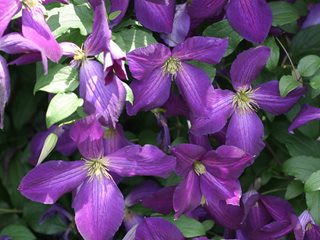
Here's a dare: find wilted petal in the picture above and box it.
[22,7,62,62]
[252,80,305,115]
[73,176,124,240]
[135,217,184,240]
[126,67,171,116]
[104,124,131,155]
[108,144,176,177]
[0,0,21,37]
[0,56,10,129]
[109,0,130,27]
[60,42,80,57]
[288,104,320,132]
[19,160,86,204]
[134,0,175,33]
[230,46,270,90]
[226,0,272,43]
[173,171,202,218]
[172,36,228,64]
[302,3,320,29]
[142,186,175,214]
[80,60,126,127]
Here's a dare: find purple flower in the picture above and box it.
[171,143,253,219]
[126,36,228,115]
[295,210,320,240]
[302,3,320,29]
[191,46,305,156]
[288,104,320,132]
[19,117,176,240]
[0,55,10,129]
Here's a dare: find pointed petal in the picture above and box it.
[175,63,212,113]
[288,104,320,132]
[230,46,270,91]
[142,186,175,214]
[0,56,10,129]
[260,196,294,221]
[80,60,126,127]
[202,145,253,179]
[0,33,41,54]
[108,144,176,177]
[172,36,228,64]
[0,0,21,37]
[226,110,265,156]
[190,88,234,135]
[109,0,130,27]
[302,3,320,29]
[73,177,124,240]
[60,42,80,57]
[171,144,207,176]
[22,7,62,62]
[252,80,305,115]
[134,0,175,33]
[173,171,202,218]
[103,124,131,155]
[19,160,86,204]
[226,0,272,43]
[127,43,170,80]
[126,68,171,116]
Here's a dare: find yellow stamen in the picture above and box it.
[232,87,259,113]
[84,158,111,181]
[162,57,181,75]
[193,161,206,175]
[73,48,86,61]
[200,195,207,206]
[21,0,42,8]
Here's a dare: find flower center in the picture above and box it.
[162,57,181,75]
[73,48,86,61]
[84,158,111,181]
[21,0,42,8]
[232,88,259,112]
[193,161,206,175]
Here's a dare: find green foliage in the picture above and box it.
[269,2,299,27]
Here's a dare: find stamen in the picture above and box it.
[193,161,206,175]
[73,48,86,61]
[200,195,207,206]
[232,87,259,113]
[84,158,111,181]
[21,0,42,8]
[162,57,181,75]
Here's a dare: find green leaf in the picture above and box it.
[305,170,320,192]
[264,37,280,71]
[0,225,36,240]
[283,156,320,182]
[269,2,299,27]
[109,10,121,21]
[203,20,242,56]
[122,81,134,104]
[279,75,301,97]
[310,74,320,90]
[285,180,304,200]
[297,55,320,77]
[306,191,320,224]
[37,133,58,166]
[34,64,79,94]
[46,93,84,127]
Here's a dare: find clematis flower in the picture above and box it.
[0,55,10,129]
[19,117,176,240]
[126,36,228,115]
[191,46,305,156]
[288,104,320,132]
[294,210,320,240]
[302,3,320,29]
[171,143,253,219]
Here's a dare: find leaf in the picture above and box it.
[306,191,320,225]
[297,55,320,77]
[34,65,79,94]
[37,133,58,166]
[46,93,84,127]
[264,37,280,71]
[203,20,242,56]
[283,156,320,182]
[310,74,320,90]
[279,75,302,97]
[0,225,36,240]
[285,180,304,200]
[305,170,320,192]
[269,2,299,27]
[109,10,121,21]
[122,81,134,104]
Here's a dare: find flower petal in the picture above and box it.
[0,56,10,129]
[104,124,131,155]
[0,0,21,37]
[172,36,228,64]
[230,46,270,91]
[288,104,320,132]
[252,80,305,115]
[0,33,41,54]
[73,176,124,240]
[226,110,265,156]
[226,0,272,43]
[142,186,175,214]
[19,160,86,204]
[108,144,176,177]
[134,0,175,33]
[302,3,320,29]
[109,0,130,27]
[60,42,80,57]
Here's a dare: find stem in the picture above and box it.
[261,188,287,195]
[0,208,23,214]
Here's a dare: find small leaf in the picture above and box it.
[310,74,320,90]
[285,180,304,200]
[297,55,320,77]
[109,10,121,21]
[279,75,301,97]
[46,93,83,127]
[264,37,280,71]
[37,133,58,166]
[306,191,320,225]
[269,2,299,27]
[0,224,36,240]
[122,81,134,104]
[305,170,320,192]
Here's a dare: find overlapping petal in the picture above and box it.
[0,56,10,129]
[288,104,320,132]
[103,124,131,155]
[0,0,21,37]
[109,0,130,27]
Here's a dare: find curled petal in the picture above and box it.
[288,104,320,132]
[0,0,21,37]
[0,56,10,129]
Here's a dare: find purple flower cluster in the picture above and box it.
[0,0,319,239]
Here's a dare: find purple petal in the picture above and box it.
[127,43,170,80]
[124,212,143,232]
[288,104,320,132]
[69,116,105,159]
[252,80,305,115]
[295,210,314,240]
[60,42,80,57]
[189,134,211,151]
[142,186,175,214]
[0,0,21,37]
[171,144,207,176]
[302,3,320,29]
[0,33,41,54]
[55,126,77,156]
[226,110,265,156]
[104,40,127,81]
[108,144,176,177]
[0,56,10,129]
[22,7,62,62]
[43,0,69,4]
[80,60,126,127]
[306,224,320,240]
[260,196,294,221]
[73,176,124,240]
[230,46,270,90]
[134,0,175,33]
[109,0,130,27]
[103,124,131,155]
[226,0,272,43]
[126,67,171,116]
[163,93,189,118]
[172,36,228,64]
[135,217,184,240]
[19,160,86,204]
[173,171,202,218]
[202,145,253,179]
